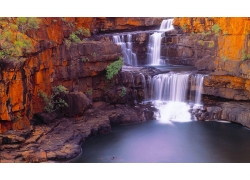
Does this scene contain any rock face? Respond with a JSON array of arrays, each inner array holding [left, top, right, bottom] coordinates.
[[195, 101, 250, 128], [0, 17, 167, 133], [0, 102, 156, 163], [169, 17, 250, 101]]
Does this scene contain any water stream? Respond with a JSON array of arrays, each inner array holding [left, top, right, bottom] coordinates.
[[73, 19, 238, 163], [147, 19, 174, 65], [113, 34, 138, 66]]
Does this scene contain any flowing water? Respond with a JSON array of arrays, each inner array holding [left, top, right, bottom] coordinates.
[[147, 72, 205, 124], [113, 34, 138, 66], [147, 19, 174, 65], [74, 19, 248, 163]]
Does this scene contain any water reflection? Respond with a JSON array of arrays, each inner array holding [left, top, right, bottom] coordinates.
[[74, 120, 250, 163]]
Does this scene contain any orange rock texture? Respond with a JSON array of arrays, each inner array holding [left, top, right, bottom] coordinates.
[[173, 17, 250, 101], [0, 17, 164, 133]]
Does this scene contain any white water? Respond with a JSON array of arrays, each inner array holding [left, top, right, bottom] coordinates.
[[151, 73, 190, 102], [149, 72, 204, 124], [140, 73, 147, 102], [194, 74, 205, 106], [147, 19, 174, 65], [113, 34, 138, 66]]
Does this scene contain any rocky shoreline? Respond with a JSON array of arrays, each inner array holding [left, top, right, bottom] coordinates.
[[0, 102, 156, 163], [2, 96, 250, 163]]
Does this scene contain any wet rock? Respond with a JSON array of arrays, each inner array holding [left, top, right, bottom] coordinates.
[[195, 101, 250, 128]]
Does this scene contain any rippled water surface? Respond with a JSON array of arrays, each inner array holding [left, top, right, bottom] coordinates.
[[74, 120, 250, 163]]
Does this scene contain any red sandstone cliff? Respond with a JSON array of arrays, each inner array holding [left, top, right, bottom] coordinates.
[[0, 17, 165, 133]]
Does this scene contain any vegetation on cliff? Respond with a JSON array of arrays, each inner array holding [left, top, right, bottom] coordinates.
[[105, 57, 123, 80], [0, 17, 40, 61], [38, 85, 69, 113]]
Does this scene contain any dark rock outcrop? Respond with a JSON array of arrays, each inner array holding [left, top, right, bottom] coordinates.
[[0, 102, 156, 163], [61, 92, 92, 117], [195, 101, 250, 128]]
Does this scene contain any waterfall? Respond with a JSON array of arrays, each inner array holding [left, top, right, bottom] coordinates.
[[194, 74, 204, 106], [113, 34, 138, 66], [151, 73, 190, 102], [150, 72, 203, 123], [130, 72, 137, 105], [140, 73, 147, 102], [147, 19, 174, 65]]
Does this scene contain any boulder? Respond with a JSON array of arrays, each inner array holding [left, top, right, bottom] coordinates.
[[34, 111, 63, 124], [61, 92, 92, 117]]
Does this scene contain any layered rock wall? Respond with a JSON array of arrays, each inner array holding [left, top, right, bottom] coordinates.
[[0, 17, 165, 133], [172, 17, 250, 101]]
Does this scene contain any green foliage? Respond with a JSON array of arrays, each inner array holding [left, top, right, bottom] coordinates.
[[53, 19, 57, 23], [38, 85, 69, 113], [69, 33, 81, 43], [198, 40, 204, 46], [222, 55, 228, 62], [201, 31, 211, 39], [119, 86, 126, 97], [242, 50, 250, 61], [208, 41, 215, 48], [16, 17, 41, 32], [87, 89, 93, 95], [75, 27, 91, 37], [212, 24, 221, 34], [106, 57, 123, 80], [181, 24, 187, 31], [0, 17, 40, 61]]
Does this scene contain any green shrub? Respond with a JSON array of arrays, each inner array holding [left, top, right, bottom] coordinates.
[[75, 27, 91, 37], [242, 50, 250, 61], [208, 41, 214, 48], [106, 57, 123, 80], [0, 17, 40, 61], [38, 85, 68, 113], [119, 86, 126, 97], [69, 33, 81, 43], [87, 89, 93, 95], [16, 17, 41, 32], [212, 24, 221, 34], [181, 24, 187, 31]]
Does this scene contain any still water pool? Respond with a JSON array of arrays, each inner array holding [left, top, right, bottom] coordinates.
[[74, 120, 250, 163]]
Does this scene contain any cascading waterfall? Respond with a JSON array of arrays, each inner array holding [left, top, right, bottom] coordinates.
[[113, 34, 138, 66], [147, 19, 174, 65], [149, 72, 204, 124], [130, 72, 137, 104], [140, 73, 147, 102], [113, 19, 205, 124]]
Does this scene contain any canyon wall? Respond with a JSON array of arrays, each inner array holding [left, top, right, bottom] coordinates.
[[171, 18, 250, 100], [0, 17, 164, 133]]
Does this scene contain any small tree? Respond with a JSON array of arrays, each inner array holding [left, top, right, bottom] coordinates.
[[105, 57, 123, 80], [38, 85, 69, 113]]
